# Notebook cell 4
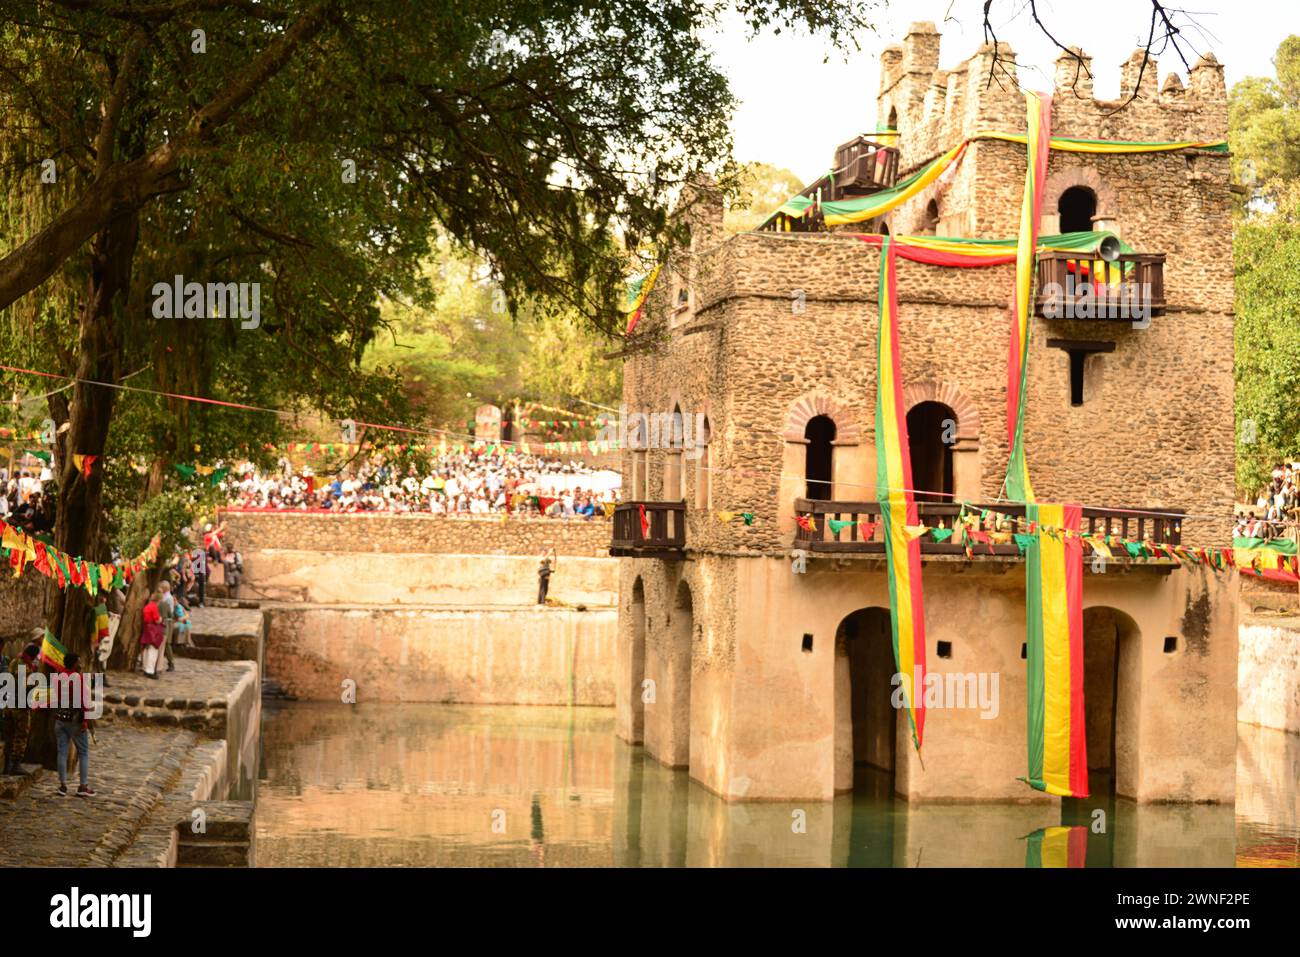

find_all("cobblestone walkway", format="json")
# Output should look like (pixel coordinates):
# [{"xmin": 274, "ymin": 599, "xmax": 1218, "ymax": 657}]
[
  {"xmin": 0, "ymin": 656, "xmax": 253, "ymax": 867},
  {"xmin": 0, "ymin": 725, "xmax": 195, "ymax": 866}
]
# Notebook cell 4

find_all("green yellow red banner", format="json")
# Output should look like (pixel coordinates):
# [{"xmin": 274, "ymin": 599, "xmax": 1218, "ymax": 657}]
[
  {"xmin": 1022, "ymin": 503, "xmax": 1089, "ymax": 797},
  {"xmin": 875, "ymin": 235, "xmax": 927, "ymax": 751}
]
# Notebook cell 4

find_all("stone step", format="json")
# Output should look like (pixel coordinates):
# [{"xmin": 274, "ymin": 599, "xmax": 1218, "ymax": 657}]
[
  {"xmin": 0, "ymin": 764, "xmax": 45, "ymax": 800},
  {"xmin": 176, "ymin": 645, "xmax": 230, "ymax": 660},
  {"xmin": 206, "ymin": 596, "xmax": 261, "ymax": 610},
  {"xmin": 177, "ymin": 800, "xmax": 254, "ymax": 842},
  {"xmin": 175, "ymin": 839, "xmax": 252, "ymax": 867}
]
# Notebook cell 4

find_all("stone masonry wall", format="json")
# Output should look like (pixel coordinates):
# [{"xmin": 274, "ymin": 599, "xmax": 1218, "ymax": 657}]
[
  {"xmin": 0, "ymin": 573, "xmax": 45, "ymax": 648},
  {"xmin": 219, "ymin": 510, "xmax": 612, "ymax": 557}
]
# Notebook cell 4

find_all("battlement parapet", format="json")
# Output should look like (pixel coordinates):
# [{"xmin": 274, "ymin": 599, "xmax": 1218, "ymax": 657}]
[{"xmin": 880, "ymin": 23, "xmax": 1228, "ymax": 174}]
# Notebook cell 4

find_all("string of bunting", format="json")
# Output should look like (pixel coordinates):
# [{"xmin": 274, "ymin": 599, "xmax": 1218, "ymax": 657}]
[
  {"xmin": 794, "ymin": 499, "xmax": 1286, "ymax": 576},
  {"xmin": 0, "ymin": 519, "xmax": 160, "ymax": 594},
  {"xmin": 260, "ymin": 438, "xmax": 621, "ymax": 457}
]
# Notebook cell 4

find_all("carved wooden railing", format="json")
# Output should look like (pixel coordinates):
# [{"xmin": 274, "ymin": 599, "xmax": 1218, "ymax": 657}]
[
  {"xmin": 792, "ymin": 498, "xmax": 1183, "ymax": 555},
  {"xmin": 610, "ymin": 501, "xmax": 686, "ymax": 558},
  {"xmin": 1035, "ymin": 251, "xmax": 1166, "ymax": 318},
  {"xmin": 759, "ymin": 140, "xmax": 900, "ymax": 233}
]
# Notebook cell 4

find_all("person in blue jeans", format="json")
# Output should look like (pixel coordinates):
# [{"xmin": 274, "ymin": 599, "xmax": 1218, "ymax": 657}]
[{"xmin": 52, "ymin": 654, "xmax": 95, "ymax": 797}]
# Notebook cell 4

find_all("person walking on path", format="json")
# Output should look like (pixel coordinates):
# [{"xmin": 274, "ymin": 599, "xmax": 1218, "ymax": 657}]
[
  {"xmin": 537, "ymin": 547, "xmax": 556, "ymax": 605},
  {"xmin": 158, "ymin": 581, "xmax": 177, "ymax": 673},
  {"xmin": 51, "ymin": 654, "xmax": 95, "ymax": 797},
  {"xmin": 2, "ymin": 642, "xmax": 39, "ymax": 775},
  {"xmin": 140, "ymin": 590, "xmax": 167, "ymax": 679}
]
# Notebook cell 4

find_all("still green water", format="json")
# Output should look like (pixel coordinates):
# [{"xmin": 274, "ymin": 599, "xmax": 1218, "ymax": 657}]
[{"xmin": 255, "ymin": 702, "xmax": 1299, "ymax": 867}]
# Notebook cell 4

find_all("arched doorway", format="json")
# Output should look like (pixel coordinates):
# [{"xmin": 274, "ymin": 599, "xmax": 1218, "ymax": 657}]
[
  {"xmin": 629, "ymin": 577, "xmax": 647, "ymax": 744},
  {"xmin": 1058, "ymin": 185, "xmax": 1097, "ymax": 233},
  {"xmin": 906, "ymin": 401, "xmax": 955, "ymax": 503},
  {"xmin": 664, "ymin": 580, "xmax": 693, "ymax": 769},
  {"xmin": 1058, "ymin": 606, "xmax": 1141, "ymax": 865},
  {"xmin": 834, "ymin": 608, "xmax": 897, "ymax": 793},
  {"xmin": 1080, "ymin": 606, "xmax": 1141, "ymax": 796},
  {"xmin": 805, "ymin": 414, "xmax": 836, "ymax": 500}
]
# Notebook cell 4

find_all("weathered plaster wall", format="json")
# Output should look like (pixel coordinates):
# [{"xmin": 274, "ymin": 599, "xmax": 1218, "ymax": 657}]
[
  {"xmin": 619, "ymin": 554, "xmax": 1238, "ymax": 804},
  {"xmin": 264, "ymin": 604, "xmax": 616, "ymax": 705},
  {"xmin": 1238, "ymin": 616, "xmax": 1300, "ymax": 733}
]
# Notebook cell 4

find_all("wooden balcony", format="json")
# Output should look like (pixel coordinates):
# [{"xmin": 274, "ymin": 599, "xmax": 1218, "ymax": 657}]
[
  {"xmin": 759, "ymin": 138, "xmax": 899, "ymax": 233},
  {"xmin": 1035, "ymin": 251, "xmax": 1166, "ymax": 318},
  {"xmin": 610, "ymin": 501, "xmax": 686, "ymax": 559},
  {"xmin": 832, "ymin": 136, "xmax": 900, "ymax": 197},
  {"xmin": 793, "ymin": 499, "xmax": 1183, "ymax": 557}
]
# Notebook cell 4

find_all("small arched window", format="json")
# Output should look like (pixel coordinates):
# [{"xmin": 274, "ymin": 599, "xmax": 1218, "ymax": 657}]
[
  {"xmin": 922, "ymin": 199, "xmax": 940, "ymax": 235},
  {"xmin": 887, "ymin": 107, "xmax": 898, "ymax": 131},
  {"xmin": 1058, "ymin": 186, "xmax": 1097, "ymax": 234},
  {"xmin": 805, "ymin": 415, "xmax": 836, "ymax": 501}
]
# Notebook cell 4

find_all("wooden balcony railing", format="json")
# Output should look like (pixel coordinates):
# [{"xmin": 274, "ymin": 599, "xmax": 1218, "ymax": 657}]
[
  {"xmin": 759, "ymin": 139, "xmax": 900, "ymax": 233},
  {"xmin": 793, "ymin": 499, "xmax": 1183, "ymax": 556},
  {"xmin": 610, "ymin": 501, "xmax": 686, "ymax": 559},
  {"xmin": 831, "ymin": 136, "xmax": 900, "ymax": 197},
  {"xmin": 1035, "ymin": 251, "xmax": 1166, "ymax": 318}
]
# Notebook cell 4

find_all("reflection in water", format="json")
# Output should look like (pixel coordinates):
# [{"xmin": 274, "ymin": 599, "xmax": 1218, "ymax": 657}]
[{"xmin": 255, "ymin": 702, "xmax": 1299, "ymax": 867}]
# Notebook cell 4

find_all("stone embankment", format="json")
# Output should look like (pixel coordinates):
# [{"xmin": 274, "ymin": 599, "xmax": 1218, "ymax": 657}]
[{"xmin": 227, "ymin": 511, "xmax": 621, "ymax": 705}]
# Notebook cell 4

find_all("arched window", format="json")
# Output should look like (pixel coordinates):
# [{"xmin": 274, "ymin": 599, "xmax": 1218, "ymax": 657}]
[
  {"xmin": 922, "ymin": 199, "xmax": 940, "ymax": 235},
  {"xmin": 1058, "ymin": 185, "xmax": 1097, "ymax": 234},
  {"xmin": 906, "ymin": 401, "xmax": 955, "ymax": 504},
  {"xmin": 694, "ymin": 415, "xmax": 712, "ymax": 509},
  {"xmin": 629, "ymin": 410, "xmax": 649, "ymax": 499},
  {"xmin": 805, "ymin": 414, "xmax": 836, "ymax": 500},
  {"xmin": 663, "ymin": 404, "xmax": 685, "ymax": 500},
  {"xmin": 887, "ymin": 107, "xmax": 898, "ymax": 131}
]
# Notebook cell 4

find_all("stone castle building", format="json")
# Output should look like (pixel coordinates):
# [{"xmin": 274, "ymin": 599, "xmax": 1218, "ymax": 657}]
[{"xmin": 611, "ymin": 24, "xmax": 1238, "ymax": 804}]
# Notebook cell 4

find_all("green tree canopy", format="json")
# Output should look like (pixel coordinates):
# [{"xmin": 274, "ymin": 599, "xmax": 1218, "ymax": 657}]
[
  {"xmin": 1229, "ymin": 35, "xmax": 1300, "ymax": 207},
  {"xmin": 0, "ymin": 0, "xmax": 874, "ymax": 662},
  {"xmin": 724, "ymin": 162, "xmax": 805, "ymax": 233}
]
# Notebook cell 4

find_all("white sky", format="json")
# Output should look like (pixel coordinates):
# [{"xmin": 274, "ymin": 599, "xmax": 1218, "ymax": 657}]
[{"xmin": 708, "ymin": 0, "xmax": 1298, "ymax": 179}]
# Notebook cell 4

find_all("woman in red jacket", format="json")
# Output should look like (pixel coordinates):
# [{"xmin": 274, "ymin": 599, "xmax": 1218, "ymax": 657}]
[{"xmin": 140, "ymin": 590, "xmax": 166, "ymax": 679}]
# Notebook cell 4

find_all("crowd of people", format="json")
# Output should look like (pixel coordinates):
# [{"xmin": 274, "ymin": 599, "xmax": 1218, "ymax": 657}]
[
  {"xmin": 0, "ymin": 464, "xmax": 56, "ymax": 534},
  {"xmin": 1235, "ymin": 461, "xmax": 1300, "ymax": 540},
  {"xmin": 222, "ymin": 447, "xmax": 621, "ymax": 518}
]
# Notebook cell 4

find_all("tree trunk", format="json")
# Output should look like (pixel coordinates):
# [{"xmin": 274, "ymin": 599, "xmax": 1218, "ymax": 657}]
[
  {"xmin": 30, "ymin": 212, "xmax": 138, "ymax": 769},
  {"xmin": 46, "ymin": 208, "xmax": 139, "ymax": 661}
]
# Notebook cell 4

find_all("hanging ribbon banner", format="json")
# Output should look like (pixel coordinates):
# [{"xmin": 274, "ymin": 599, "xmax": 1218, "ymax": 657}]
[{"xmin": 875, "ymin": 234, "xmax": 927, "ymax": 752}]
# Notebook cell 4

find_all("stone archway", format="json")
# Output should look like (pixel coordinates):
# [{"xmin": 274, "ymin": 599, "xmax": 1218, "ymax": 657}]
[
  {"xmin": 1042, "ymin": 166, "xmax": 1119, "ymax": 235},
  {"xmin": 782, "ymin": 392, "xmax": 862, "ymax": 445},
  {"xmin": 782, "ymin": 392, "xmax": 863, "ymax": 507},
  {"xmin": 901, "ymin": 380, "xmax": 980, "ymax": 501}
]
